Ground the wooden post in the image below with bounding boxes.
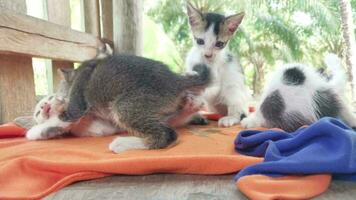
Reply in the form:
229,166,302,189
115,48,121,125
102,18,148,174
46,0,74,91
113,0,143,55
0,0,36,123
100,0,113,41
83,0,101,36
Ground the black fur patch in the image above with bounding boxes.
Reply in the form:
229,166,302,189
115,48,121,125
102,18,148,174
279,112,312,132
282,67,306,86
313,89,341,118
204,13,225,35
261,90,285,120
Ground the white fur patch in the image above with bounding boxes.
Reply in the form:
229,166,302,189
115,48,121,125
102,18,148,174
86,120,118,137
26,116,70,140
241,112,265,129
26,124,48,140
109,136,149,153
218,116,240,127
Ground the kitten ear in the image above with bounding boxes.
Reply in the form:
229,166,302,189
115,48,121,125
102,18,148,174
13,116,36,129
58,68,76,83
224,12,244,35
186,2,204,27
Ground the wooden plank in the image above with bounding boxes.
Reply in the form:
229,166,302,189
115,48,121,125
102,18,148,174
47,0,71,25
0,8,100,62
0,28,97,62
45,175,249,200
113,0,143,55
0,8,97,45
46,0,74,90
100,0,113,41
0,0,36,123
0,0,26,14
0,53,36,123
83,0,100,36
44,174,356,200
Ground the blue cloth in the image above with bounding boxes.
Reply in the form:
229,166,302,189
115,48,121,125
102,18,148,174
234,117,356,181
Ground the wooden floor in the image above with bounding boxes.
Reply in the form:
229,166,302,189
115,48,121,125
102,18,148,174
45,174,356,200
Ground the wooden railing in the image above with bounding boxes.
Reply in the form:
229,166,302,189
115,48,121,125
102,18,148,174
0,0,115,123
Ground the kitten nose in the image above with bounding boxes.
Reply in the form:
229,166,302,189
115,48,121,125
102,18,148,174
205,54,213,59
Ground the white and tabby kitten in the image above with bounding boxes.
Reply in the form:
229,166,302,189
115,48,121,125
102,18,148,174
21,44,121,139
185,2,251,127
26,68,120,139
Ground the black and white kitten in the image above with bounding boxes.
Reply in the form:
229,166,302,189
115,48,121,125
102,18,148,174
241,54,356,132
185,2,251,127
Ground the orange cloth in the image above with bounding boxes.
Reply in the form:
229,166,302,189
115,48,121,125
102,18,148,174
0,123,330,200
237,175,331,200
0,123,26,138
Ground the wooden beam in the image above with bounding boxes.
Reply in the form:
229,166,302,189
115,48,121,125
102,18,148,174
113,0,143,55
83,0,101,36
46,0,74,90
0,8,100,62
100,0,113,41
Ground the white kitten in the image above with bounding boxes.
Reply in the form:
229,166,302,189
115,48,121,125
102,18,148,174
241,53,356,131
185,2,251,127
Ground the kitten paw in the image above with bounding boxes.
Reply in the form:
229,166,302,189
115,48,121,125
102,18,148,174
190,115,209,125
218,116,240,127
241,116,259,129
26,126,64,140
26,125,46,140
109,136,149,153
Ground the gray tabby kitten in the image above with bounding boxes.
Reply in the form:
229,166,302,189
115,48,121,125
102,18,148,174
27,54,211,153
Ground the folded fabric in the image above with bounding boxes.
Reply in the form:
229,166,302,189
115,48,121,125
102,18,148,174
237,174,331,200
0,123,26,138
0,122,262,200
234,117,356,181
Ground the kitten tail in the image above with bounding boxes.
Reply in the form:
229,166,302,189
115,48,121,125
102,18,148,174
180,64,211,92
324,53,346,92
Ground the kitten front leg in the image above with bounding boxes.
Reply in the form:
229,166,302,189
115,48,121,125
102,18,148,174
166,94,208,127
241,111,265,129
26,124,65,140
26,116,70,140
218,104,244,127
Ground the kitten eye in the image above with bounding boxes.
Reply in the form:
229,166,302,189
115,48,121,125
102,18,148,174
215,41,225,48
35,111,40,117
196,38,205,45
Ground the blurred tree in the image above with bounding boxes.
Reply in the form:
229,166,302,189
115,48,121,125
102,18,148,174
339,0,356,100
